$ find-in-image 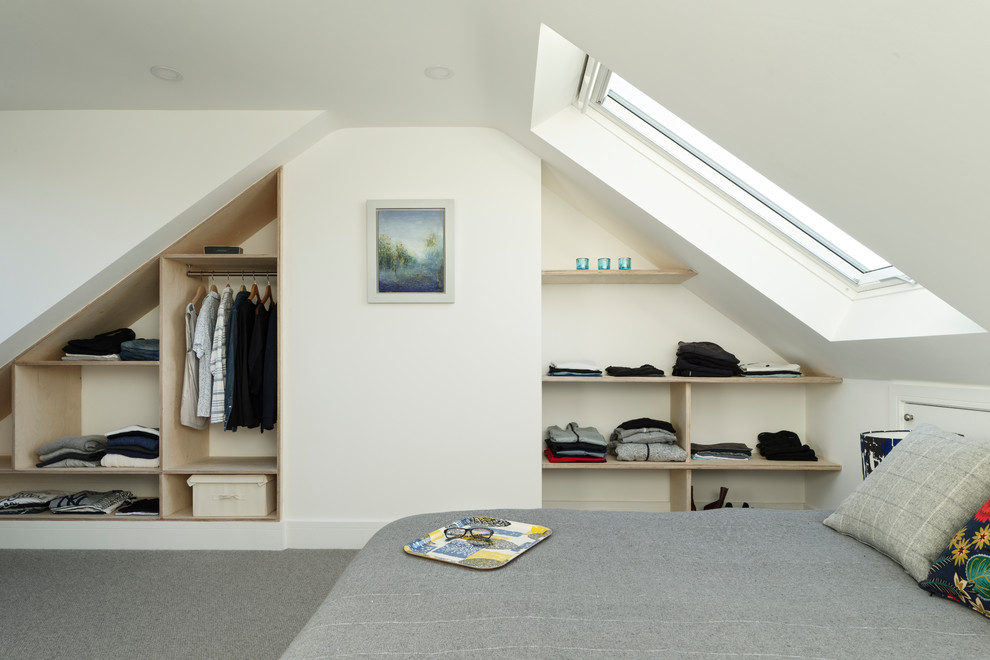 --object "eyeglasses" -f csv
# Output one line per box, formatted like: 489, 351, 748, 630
444, 526, 494, 541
